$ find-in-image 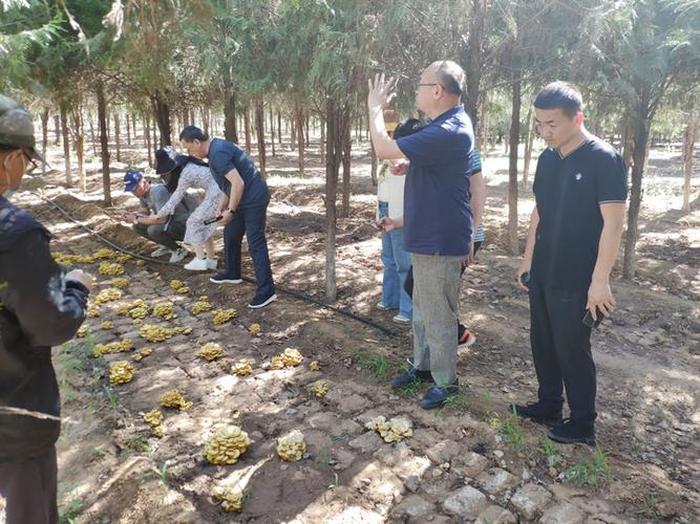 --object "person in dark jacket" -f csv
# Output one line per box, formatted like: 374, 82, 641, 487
0, 95, 92, 524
